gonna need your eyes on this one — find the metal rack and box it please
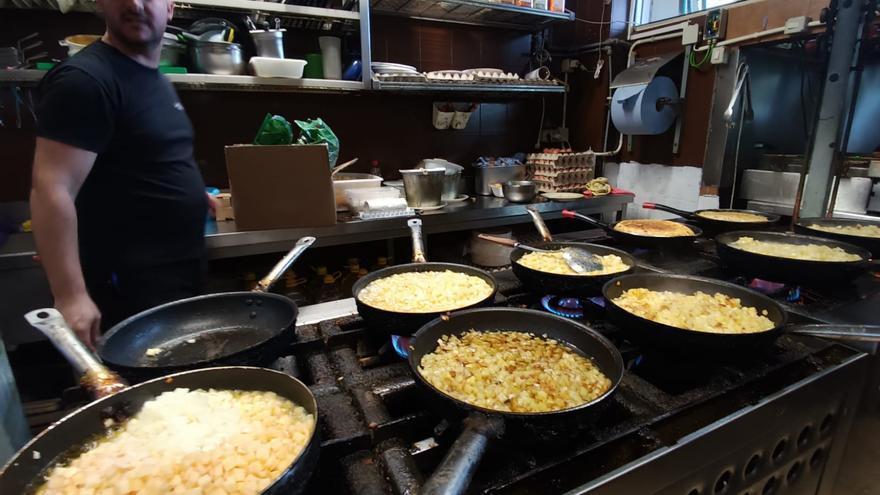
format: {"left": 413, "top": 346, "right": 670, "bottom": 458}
{"left": 372, "top": 79, "right": 565, "bottom": 94}
{"left": 2, "top": 0, "right": 573, "bottom": 95}
{"left": 370, "top": 0, "right": 573, "bottom": 30}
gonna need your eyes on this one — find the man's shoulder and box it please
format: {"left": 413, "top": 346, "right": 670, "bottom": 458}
{"left": 43, "top": 43, "right": 119, "bottom": 89}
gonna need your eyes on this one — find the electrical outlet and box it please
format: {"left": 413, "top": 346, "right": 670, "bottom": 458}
{"left": 681, "top": 23, "right": 700, "bottom": 45}
{"left": 710, "top": 46, "right": 728, "bottom": 64}
{"left": 704, "top": 9, "right": 727, "bottom": 41}
{"left": 541, "top": 127, "right": 569, "bottom": 143}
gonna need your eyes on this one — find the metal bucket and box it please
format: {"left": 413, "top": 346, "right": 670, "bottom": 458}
{"left": 401, "top": 168, "right": 445, "bottom": 207}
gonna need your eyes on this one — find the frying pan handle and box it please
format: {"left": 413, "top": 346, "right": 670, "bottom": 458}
{"left": 408, "top": 218, "right": 427, "bottom": 263}
{"left": 255, "top": 236, "right": 316, "bottom": 292}
{"left": 478, "top": 233, "right": 520, "bottom": 248}
{"left": 561, "top": 209, "right": 610, "bottom": 230}
{"left": 641, "top": 202, "right": 694, "bottom": 219}
{"left": 787, "top": 324, "right": 880, "bottom": 343}
{"left": 421, "top": 414, "right": 505, "bottom": 495}
{"left": 24, "top": 308, "right": 127, "bottom": 398}
{"left": 526, "top": 206, "right": 553, "bottom": 242}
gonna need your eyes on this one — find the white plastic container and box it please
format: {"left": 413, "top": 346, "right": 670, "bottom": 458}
{"left": 332, "top": 173, "right": 383, "bottom": 210}
{"left": 249, "top": 57, "right": 307, "bottom": 78}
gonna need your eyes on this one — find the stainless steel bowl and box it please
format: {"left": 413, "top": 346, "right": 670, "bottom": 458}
{"left": 189, "top": 41, "right": 245, "bottom": 75}
{"left": 502, "top": 180, "right": 537, "bottom": 203}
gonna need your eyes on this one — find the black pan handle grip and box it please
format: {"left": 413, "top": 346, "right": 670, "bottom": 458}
{"left": 642, "top": 202, "right": 694, "bottom": 219}
{"left": 787, "top": 324, "right": 880, "bottom": 343}
{"left": 421, "top": 414, "right": 505, "bottom": 495}
{"left": 561, "top": 209, "right": 611, "bottom": 230}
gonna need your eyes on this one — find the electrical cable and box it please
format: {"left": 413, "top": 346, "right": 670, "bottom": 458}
{"left": 689, "top": 41, "right": 714, "bottom": 67}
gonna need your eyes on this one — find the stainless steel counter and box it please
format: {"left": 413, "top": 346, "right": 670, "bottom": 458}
{"left": 0, "top": 194, "right": 632, "bottom": 267}
{"left": 203, "top": 194, "right": 632, "bottom": 259}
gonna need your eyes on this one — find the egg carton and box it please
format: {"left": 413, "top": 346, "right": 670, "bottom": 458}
{"left": 373, "top": 72, "right": 428, "bottom": 83}
{"left": 530, "top": 165, "right": 595, "bottom": 178}
{"left": 472, "top": 72, "right": 520, "bottom": 83}
{"left": 532, "top": 181, "right": 588, "bottom": 193}
{"left": 526, "top": 150, "right": 596, "bottom": 168}
{"left": 532, "top": 172, "right": 594, "bottom": 186}
{"left": 426, "top": 71, "right": 476, "bottom": 82}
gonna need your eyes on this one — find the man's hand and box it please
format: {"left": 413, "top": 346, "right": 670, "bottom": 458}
{"left": 55, "top": 293, "right": 102, "bottom": 350}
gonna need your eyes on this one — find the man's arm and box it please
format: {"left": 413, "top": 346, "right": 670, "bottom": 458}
{"left": 31, "top": 137, "right": 101, "bottom": 348}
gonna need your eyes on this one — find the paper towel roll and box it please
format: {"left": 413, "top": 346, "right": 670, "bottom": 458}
{"left": 611, "top": 76, "right": 678, "bottom": 135}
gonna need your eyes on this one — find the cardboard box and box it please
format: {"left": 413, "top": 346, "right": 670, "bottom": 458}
{"left": 225, "top": 144, "right": 337, "bottom": 231}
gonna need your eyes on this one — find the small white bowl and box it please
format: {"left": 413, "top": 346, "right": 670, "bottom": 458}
{"left": 249, "top": 57, "right": 307, "bottom": 78}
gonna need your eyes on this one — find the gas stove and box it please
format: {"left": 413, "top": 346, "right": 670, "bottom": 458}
{"left": 276, "top": 271, "right": 868, "bottom": 495}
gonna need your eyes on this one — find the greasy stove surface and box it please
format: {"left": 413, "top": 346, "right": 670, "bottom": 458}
{"left": 285, "top": 283, "right": 859, "bottom": 495}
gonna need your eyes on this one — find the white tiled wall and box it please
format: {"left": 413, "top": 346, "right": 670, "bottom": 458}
{"left": 604, "top": 161, "right": 718, "bottom": 219}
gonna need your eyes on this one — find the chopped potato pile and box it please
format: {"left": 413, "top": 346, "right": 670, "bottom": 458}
{"left": 358, "top": 270, "right": 493, "bottom": 313}
{"left": 419, "top": 330, "right": 612, "bottom": 413}
{"left": 517, "top": 251, "right": 629, "bottom": 276}
{"left": 808, "top": 223, "right": 880, "bottom": 239}
{"left": 612, "top": 288, "right": 775, "bottom": 334}
{"left": 36, "top": 388, "right": 314, "bottom": 495}
{"left": 730, "top": 236, "right": 862, "bottom": 262}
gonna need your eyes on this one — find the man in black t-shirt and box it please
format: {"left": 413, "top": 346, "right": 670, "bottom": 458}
{"left": 31, "top": 0, "right": 208, "bottom": 348}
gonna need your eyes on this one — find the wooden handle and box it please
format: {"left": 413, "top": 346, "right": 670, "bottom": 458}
{"left": 478, "top": 234, "right": 519, "bottom": 247}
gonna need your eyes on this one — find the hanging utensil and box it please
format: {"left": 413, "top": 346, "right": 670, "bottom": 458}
{"left": 245, "top": 16, "right": 258, "bottom": 31}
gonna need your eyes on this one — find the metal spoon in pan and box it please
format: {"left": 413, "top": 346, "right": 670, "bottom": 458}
{"left": 478, "top": 234, "right": 603, "bottom": 273}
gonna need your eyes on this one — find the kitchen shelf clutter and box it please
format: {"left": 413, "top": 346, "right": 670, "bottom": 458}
{"left": 370, "top": 0, "right": 573, "bottom": 30}
{"left": 2, "top": 0, "right": 573, "bottom": 95}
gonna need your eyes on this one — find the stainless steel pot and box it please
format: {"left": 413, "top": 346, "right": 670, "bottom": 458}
{"left": 160, "top": 37, "right": 186, "bottom": 67}
{"left": 189, "top": 40, "right": 245, "bottom": 75}
{"left": 401, "top": 168, "right": 445, "bottom": 207}
{"left": 251, "top": 30, "right": 285, "bottom": 58}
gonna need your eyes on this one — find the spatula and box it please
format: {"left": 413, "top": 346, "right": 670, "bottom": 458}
{"left": 478, "top": 234, "right": 603, "bottom": 273}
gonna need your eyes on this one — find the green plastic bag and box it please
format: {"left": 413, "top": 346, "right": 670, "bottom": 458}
{"left": 253, "top": 113, "right": 293, "bottom": 145}
{"left": 294, "top": 118, "right": 339, "bottom": 167}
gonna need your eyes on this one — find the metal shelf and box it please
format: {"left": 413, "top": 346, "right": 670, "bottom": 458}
{"left": 370, "top": 0, "right": 573, "bottom": 30}
{"left": 175, "top": 0, "right": 360, "bottom": 22}
{"left": 372, "top": 79, "right": 565, "bottom": 94}
{"left": 0, "top": 70, "right": 364, "bottom": 92}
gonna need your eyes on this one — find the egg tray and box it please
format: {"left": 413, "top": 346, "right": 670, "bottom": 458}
{"left": 526, "top": 151, "right": 596, "bottom": 168}
{"left": 533, "top": 181, "right": 588, "bottom": 193}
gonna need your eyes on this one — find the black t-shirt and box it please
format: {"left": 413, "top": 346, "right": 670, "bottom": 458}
{"left": 36, "top": 41, "right": 207, "bottom": 274}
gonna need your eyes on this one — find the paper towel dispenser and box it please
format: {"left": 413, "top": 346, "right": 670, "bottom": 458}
{"left": 611, "top": 53, "right": 682, "bottom": 136}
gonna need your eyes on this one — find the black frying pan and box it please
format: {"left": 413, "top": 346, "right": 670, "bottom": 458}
{"left": 352, "top": 219, "right": 497, "bottom": 337}
{"left": 794, "top": 217, "right": 880, "bottom": 258}
{"left": 2, "top": 309, "right": 320, "bottom": 495}
{"left": 602, "top": 273, "right": 880, "bottom": 354}
{"left": 478, "top": 235, "right": 637, "bottom": 296}
{"left": 561, "top": 209, "right": 701, "bottom": 249}
{"left": 407, "top": 308, "right": 624, "bottom": 495}
{"left": 97, "top": 237, "right": 315, "bottom": 381}
{"left": 642, "top": 202, "right": 780, "bottom": 232}
{"left": 715, "top": 231, "right": 877, "bottom": 286}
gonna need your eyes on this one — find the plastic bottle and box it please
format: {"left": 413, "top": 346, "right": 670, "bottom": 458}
{"left": 315, "top": 274, "right": 342, "bottom": 303}
{"left": 281, "top": 272, "right": 310, "bottom": 306}
{"left": 369, "top": 160, "right": 383, "bottom": 179}
{"left": 243, "top": 271, "right": 258, "bottom": 291}
{"left": 371, "top": 256, "right": 389, "bottom": 272}
{"left": 340, "top": 263, "right": 361, "bottom": 296}
{"left": 307, "top": 266, "right": 329, "bottom": 301}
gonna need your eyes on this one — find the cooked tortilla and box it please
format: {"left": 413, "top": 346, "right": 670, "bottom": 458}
{"left": 614, "top": 220, "right": 694, "bottom": 238}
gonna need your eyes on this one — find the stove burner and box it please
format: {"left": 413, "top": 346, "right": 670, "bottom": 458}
{"left": 746, "top": 278, "right": 802, "bottom": 302}
{"left": 391, "top": 335, "right": 411, "bottom": 359}
{"left": 541, "top": 295, "right": 585, "bottom": 318}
